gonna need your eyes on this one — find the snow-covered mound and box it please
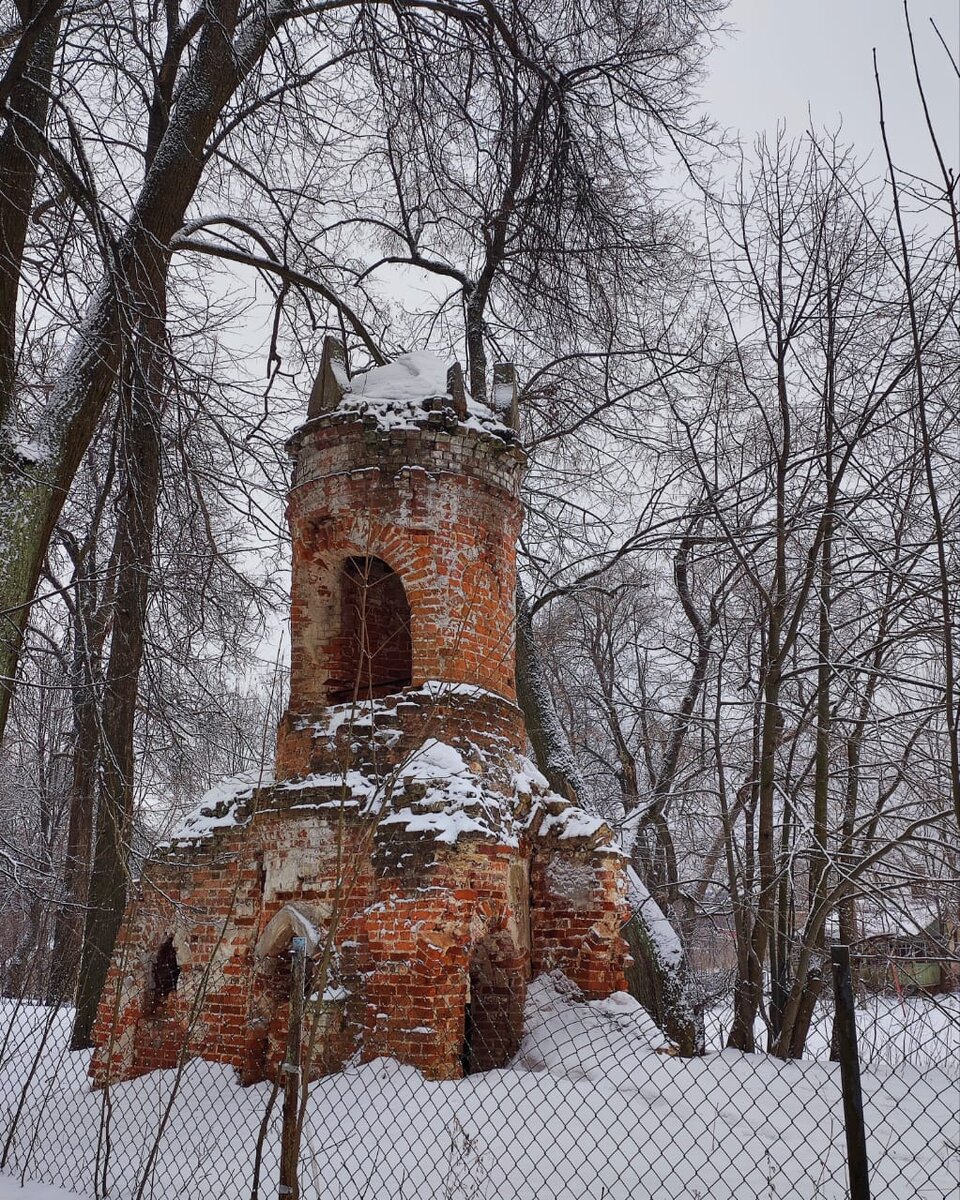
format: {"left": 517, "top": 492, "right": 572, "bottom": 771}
{"left": 159, "top": 770, "right": 273, "bottom": 848}
{"left": 0, "top": 1179, "right": 78, "bottom": 1200}
{"left": 330, "top": 351, "right": 513, "bottom": 437}
{"left": 1, "top": 980, "right": 957, "bottom": 1199}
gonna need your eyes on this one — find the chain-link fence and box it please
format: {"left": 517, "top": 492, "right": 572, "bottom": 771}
{"left": 1, "top": 945, "right": 958, "bottom": 1200}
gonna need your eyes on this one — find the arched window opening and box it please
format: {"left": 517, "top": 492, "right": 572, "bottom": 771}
{"left": 145, "top": 935, "right": 180, "bottom": 1017}
{"left": 327, "top": 556, "right": 412, "bottom": 704}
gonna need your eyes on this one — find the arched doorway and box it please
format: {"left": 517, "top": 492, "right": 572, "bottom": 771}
{"left": 461, "top": 931, "right": 525, "bottom": 1074}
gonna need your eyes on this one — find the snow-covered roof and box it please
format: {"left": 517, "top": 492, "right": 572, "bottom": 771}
{"left": 820, "top": 899, "right": 946, "bottom": 942}
{"left": 158, "top": 727, "right": 619, "bottom": 856}
{"left": 859, "top": 902, "right": 943, "bottom": 940}
{"left": 324, "top": 351, "right": 513, "bottom": 438}
{"left": 159, "top": 771, "right": 271, "bottom": 849}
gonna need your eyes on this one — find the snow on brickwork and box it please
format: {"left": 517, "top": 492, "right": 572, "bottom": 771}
{"left": 170, "top": 726, "right": 619, "bottom": 856}
{"left": 334, "top": 351, "right": 512, "bottom": 437}
{"left": 92, "top": 347, "right": 630, "bottom": 1090}
{"left": 161, "top": 771, "right": 273, "bottom": 848}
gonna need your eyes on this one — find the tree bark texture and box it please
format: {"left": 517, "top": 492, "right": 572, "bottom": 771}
{"left": 71, "top": 294, "right": 166, "bottom": 1047}
{"left": 0, "top": 0, "right": 285, "bottom": 742}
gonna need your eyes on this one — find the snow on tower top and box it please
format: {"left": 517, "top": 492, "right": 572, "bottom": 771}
{"left": 305, "top": 338, "right": 519, "bottom": 438}
{"left": 350, "top": 351, "right": 453, "bottom": 402}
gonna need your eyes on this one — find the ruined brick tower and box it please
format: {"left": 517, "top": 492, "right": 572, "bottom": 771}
{"left": 91, "top": 343, "right": 629, "bottom": 1086}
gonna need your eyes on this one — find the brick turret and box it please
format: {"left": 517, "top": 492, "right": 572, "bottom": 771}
{"left": 90, "top": 343, "right": 630, "bottom": 1088}
{"left": 275, "top": 342, "right": 527, "bottom": 780}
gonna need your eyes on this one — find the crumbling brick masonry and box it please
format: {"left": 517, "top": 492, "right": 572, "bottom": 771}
{"left": 91, "top": 345, "right": 630, "bottom": 1086}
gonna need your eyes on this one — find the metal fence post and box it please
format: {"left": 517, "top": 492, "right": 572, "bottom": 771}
{"left": 279, "top": 935, "right": 306, "bottom": 1200}
{"left": 831, "top": 945, "right": 871, "bottom": 1200}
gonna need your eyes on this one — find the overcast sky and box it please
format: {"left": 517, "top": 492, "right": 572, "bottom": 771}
{"left": 704, "top": 0, "right": 960, "bottom": 181}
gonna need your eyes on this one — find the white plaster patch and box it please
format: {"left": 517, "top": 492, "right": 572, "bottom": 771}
{"left": 545, "top": 856, "right": 598, "bottom": 902}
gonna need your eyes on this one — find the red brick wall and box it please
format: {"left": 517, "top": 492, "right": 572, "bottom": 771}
{"left": 529, "top": 846, "right": 631, "bottom": 998}
{"left": 89, "top": 823, "right": 267, "bottom": 1087}
{"left": 284, "top": 418, "right": 525, "bottom": 731}
{"left": 91, "top": 803, "right": 539, "bottom": 1088}
{"left": 275, "top": 687, "right": 526, "bottom": 781}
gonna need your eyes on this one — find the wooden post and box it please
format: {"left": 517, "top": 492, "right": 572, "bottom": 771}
{"left": 831, "top": 945, "right": 871, "bottom": 1200}
{"left": 279, "top": 935, "right": 306, "bottom": 1200}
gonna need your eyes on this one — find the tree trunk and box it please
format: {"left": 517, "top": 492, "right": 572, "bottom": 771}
{"left": 0, "top": 2, "right": 61, "bottom": 427}
{"left": 634, "top": 530, "right": 717, "bottom": 912}
{"left": 727, "top": 655, "right": 782, "bottom": 1052}
{"left": 464, "top": 288, "right": 488, "bottom": 403}
{"left": 0, "top": 3, "right": 62, "bottom": 733}
{"left": 515, "top": 581, "right": 586, "bottom": 804}
{"left": 623, "top": 872, "right": 704, "bottom": 1056}
{"left": 728, "top": 333, "right": 792, "bottom": 1051}
{"left": 47, "top": 549, "right": 103, "bottom": 1003}
{"left": 71, "top": 302, "right": 165, "bottom": 1048}
{"left": 0, "top": 0, "right": 285, "bottom": 746}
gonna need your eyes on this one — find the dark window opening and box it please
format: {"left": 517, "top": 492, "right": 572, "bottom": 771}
{"left": 263, "top": 946, "right": 315, "bottom": 1001}
{"left": 327, "top": 556, "right": 412, "bottom": 705}
{"left": 146, "top": 935, "right": 180, "bottom": 1016}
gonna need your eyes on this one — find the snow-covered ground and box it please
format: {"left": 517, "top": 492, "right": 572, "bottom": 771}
{"left": 0, "top": 978, "right": 957, "bottom": 1199}
{"left": 0, "top": 1182, "right": 79, "bottom": 1200}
